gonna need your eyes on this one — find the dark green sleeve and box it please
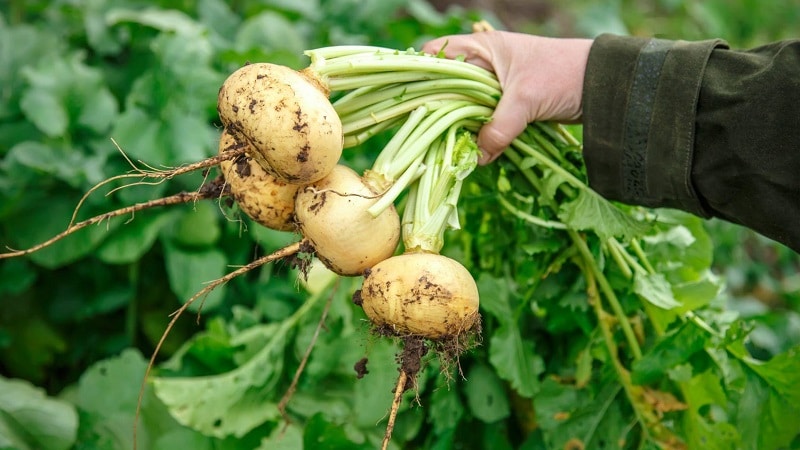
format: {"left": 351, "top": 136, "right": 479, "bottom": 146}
{"left": 582, "top": 33, "right": 800, "bottom": 252}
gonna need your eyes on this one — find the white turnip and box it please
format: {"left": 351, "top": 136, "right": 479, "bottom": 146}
{"left": 217, "top": 63, "right": 343, "bottom": 184}
{"left": 294, "top": 164, "right": 400, "bottom": 276}
{"left": 359, "top": 252, "right": 480, "bottom": 340}
{"left": 218, "top": 129, "right": 300, "bottom": 232}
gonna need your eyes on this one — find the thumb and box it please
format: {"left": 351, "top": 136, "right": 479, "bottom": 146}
{"left": 477, "top": 91, "right": 530, "bottom": 164}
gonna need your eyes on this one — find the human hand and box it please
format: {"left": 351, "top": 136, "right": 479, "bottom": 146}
{"left": 422, "top": 31, "right": 593, "bottom": 164}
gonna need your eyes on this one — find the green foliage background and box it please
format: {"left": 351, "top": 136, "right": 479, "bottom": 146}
{"left": 0, "top": 0, "right": 798, "bottom": 449}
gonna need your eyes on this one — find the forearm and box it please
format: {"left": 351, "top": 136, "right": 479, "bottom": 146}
{"left": 582, "top": 34, "right": 800, "bottom": 251}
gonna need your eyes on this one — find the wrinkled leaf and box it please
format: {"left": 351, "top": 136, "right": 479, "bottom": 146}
{"left": 634, "top": 272, "right": 682, "bottom": 310}
{"left": 558, "top": 190, "right": 650, "bottom": 241}
{"left": 632, "top": 321, "right": 707, "bottom": 385}
{"left": 153, "top": 323, "right": 287, "bottom": 438}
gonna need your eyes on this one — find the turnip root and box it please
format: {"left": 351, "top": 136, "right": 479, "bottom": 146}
{"left": 217, "top": 63, "right": 343, "bottom": 184}
{"left": 294, "top": 164, "right": 400, "bottom": 276}
{"left": 218, "top": 129, "right": 299, "bottom": 231}
{"left": 360, "top": 252, "right": 480, "bottom": 340}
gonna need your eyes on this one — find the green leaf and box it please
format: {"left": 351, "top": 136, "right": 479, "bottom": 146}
{"left": 235, "top": 12, "right": 307, "bottom": 57}
{"left": 534, "top": 376, "right": 626, "bottom": 450}
{"left": 256, "top": 423, "right": 303, "bottom": 450}
{"left": 76, "top": 86, "right": 118, "bottom": 134}
{"left": 0, "top": 376, "right": 78, "bottom": 450}
{"left": 631, "top": 321, "right": 707, "bottom": 385}
{"left": 106, "top": 8, "right": 205, "bottom": 35}
{"left": 74, "top": 349, "right": 181, "bottom": 449}
{"left": 303, "top": 413, "right": 371, "bottom": 450}
{"left": 165, "top": 201, "right": 221, "bottom": 247}
{"left": 19, "top": 88, "right": 68, "bottom": 137}
{"left": 681, "top": 370, "right": 741, "bottom": 450}
{"left": 352, "top": 341, "right": 403, "bottom": 428}
{"left": 96, "top": 211, "right": 174, "bottom": 264}
{"left": 108, "top": 107, "right": 165, "bottom": 164}
{"left": 0, "top": 259, "right": 37, "bottom": 295}
{"left": 476, "top": 273, "right": 513, "bottom": 321}
{"left": 2, "top": 191, "right": 112, "bottom": 268}
{"left": 163, "top": 243, "right": 228, "bottom": 312}
{"left": 153, "top": 323, "right": 287, "bottom": 438}
{"left": 488, "top": 324, "right": 543, "bottom": 398}
{"left": 634, "top": 272, "right": 682, "bottom": 310}
{"left": 734, "top": 346, "right": 800, "bottom": 449}
{"left": 464, "top": 363, "right": 510, "bottom": 423}
{"left": 76, "top": 349, "right": 148, "bottom": 416}
{"left": 428, "top": 377, "right": 464, "bottom": 435}
{"left": 558, "top": 190, "right": 650, "bottom": 241}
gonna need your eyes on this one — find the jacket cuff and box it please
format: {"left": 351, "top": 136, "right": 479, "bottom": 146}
{"left": 582, "top": 34, "right": 728, "bottom": 217}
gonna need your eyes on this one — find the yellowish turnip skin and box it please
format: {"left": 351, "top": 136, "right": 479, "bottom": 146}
{"left": 217, "top": 63, "right": 343, "bottom": 184}
{"left": 218, "top": 129, "right": 300, "bottom": 232}
{"left": 294, "top": 165, "right": 400, "bottom": 276}
{"left": 360, "top": 253, "right": 480, "bottom": 339}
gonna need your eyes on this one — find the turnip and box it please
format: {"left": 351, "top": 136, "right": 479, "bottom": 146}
{"left": 217, "top": 63, "right": 343, "bottom": 184}
{"left": 294, "top": 164, "right": 400, "bottom": 276}
{"left": 218, "top": 129, "right": 299, "bottom": 231}
{"left": 360, "top": 252, "right": 480, "bottom": 339}
{"left": 359, "top": 130, "right": 482, "bottom": 339}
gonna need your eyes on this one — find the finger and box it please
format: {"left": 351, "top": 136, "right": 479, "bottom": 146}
{"left": 421, "top": 35, "right": 495, "bottom": 72}
{"left": 477, "top": 91, "right": 530, "bottom": 164}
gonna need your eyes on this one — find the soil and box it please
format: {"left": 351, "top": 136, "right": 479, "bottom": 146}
{"left": 398, "top": 336, "right": 428, "bottom": 391}
{"left": 354, "top": 357, "right": 369, "bottom": 379}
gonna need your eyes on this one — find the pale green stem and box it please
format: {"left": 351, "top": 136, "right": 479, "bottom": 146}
{"left": 569, "top": 229, "right": 643, "bottom": 360}
{"left": 497, "top": 196, "right": 568, "bottom": 230}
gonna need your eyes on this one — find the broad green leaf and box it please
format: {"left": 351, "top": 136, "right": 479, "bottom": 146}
{"left": 164, "top": 201, "right": 221, "bottom": 247}
{"left": 0, "top": 24, "right": 61, "bottom": 119}
{"left": 2, "top": 191, "right": 112, "bottom": 268}
{"left": 106, "top": 8, "right": 204, "bottom": 35}
{"left": 464, "top": 363, "right": 510, "bottom": 423}
{"left": 428, "top": 377, "right": 463, "bottom": 435}
{"left": 235, "top": 12, "right": 307, "bottom": 56}
{"left": 303, "top": 413, "right": 372, "bottom": 450}
{"left": 5, "top": 141, "right": 95, "bottom": 187}
{"left": 488, "top": 323, "right": 543, "bottom": 398}
{"left": 197, "top": 0, "right": 241, "bottom": 43}
{"left": 634, "top": 272, "right": 681, "bottom": 310}
{"left": 558, "top": 190, "right": 650, "bottom": 241}
{"left": 76, "top": 86, "right": 118, "bottom": 134}
{"left": 152, "top": 428, "right": 214, "bottom": 450}
{"left": 163, "top": 243, "right": 227, "bottom": 312}
{"left": 166, "top": 112, "right": 218, "bottom": 164}
{"left": 631, "top": 321, "right": 707, "bottom": 385}
{"left": 734, "top": 345, "right": 800, "bottom": 450}
{"left": 76, "top": 349, "right": 148, "bottom": 415}
{"left": 108, "top": 107, "right": 165, "bottom": 164}
{"left": 476, "top": 273, "right": 513, "bottom": 321}
{"left": 153, "top": 323, "right": 287, "bottom": 438}
{"left": 19, "top": 88, "right": 68, "bottom": 137}
{"left": 352, "top": 341, "right": 403, "bottom": 428}
{"left": 96, "top": 211, "right": 174, "bottom": 264}
{"left": 75, "top": 349, "right": 181, "bottom": 449}
{"left": 0, "top": 259, "right": 37, "bottom": 295}
{"left": 0, "top": 376, "right": 78, "bottom": 450}
{"left": 256, "top": 423, "right": 303, "bottom": 450}
{"left": 682, "top": 371, "right": 741, "bottom": 450}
